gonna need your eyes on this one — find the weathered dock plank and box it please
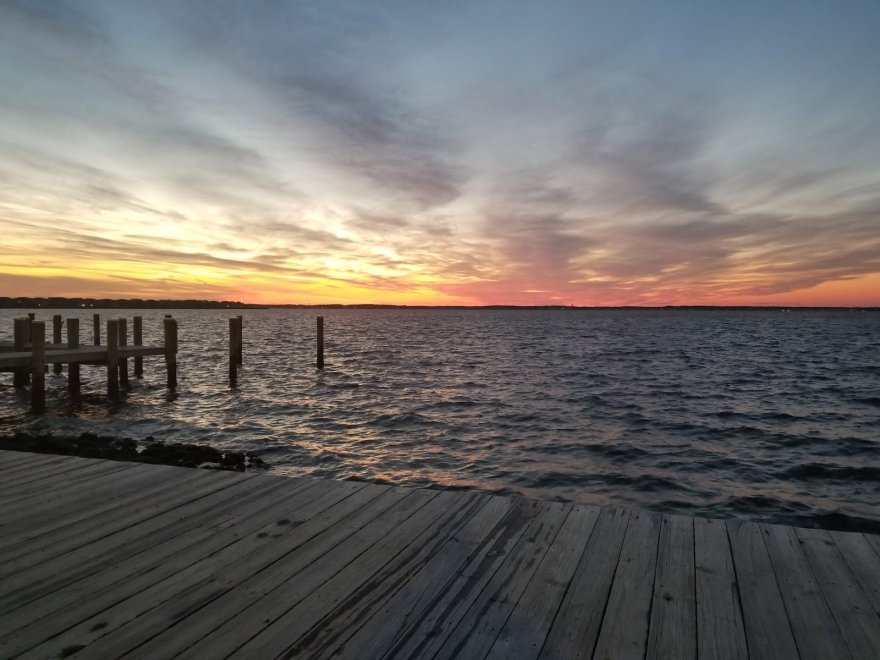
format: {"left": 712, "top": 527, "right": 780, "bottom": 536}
{"left": 0, "top": 450, "right": 876, "bottom": 660}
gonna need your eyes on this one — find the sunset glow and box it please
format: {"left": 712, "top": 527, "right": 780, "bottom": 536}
{"left": 1, "top": 2, "right": 879, "bottom": 306}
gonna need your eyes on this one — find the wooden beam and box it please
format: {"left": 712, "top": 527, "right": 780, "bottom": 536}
{"left": 30, "top": 321, "right": 46, "bottom": 413}
{"left": 133, "top": 316, "right": 143, "bottom": 377}
{"left": 106, "top": 319, "right": 119, "bottom": 402}
{"left": 13, "top": 317, "right": 29, "bottom": 388}
{"left": 317, "top": 316, "right": 325, "bottom": 370}
{"left": 67, "top": 318, "right": 80, "bottom": 397}
{"left": 118, "top": 318, "right": 129, "bottom": 390}
{"left": 164, "top": 317, "right": 178, "bottom": 389}
{"left": 52, "top": 315, "right": 63, "bottom": 374}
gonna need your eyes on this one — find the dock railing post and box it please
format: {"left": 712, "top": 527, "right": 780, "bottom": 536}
{"left": 25, "top": 313, "right": 34, "bottom": 344}
{"left": 229, "top": 317, "right": 239, "bottom": 386}
{"left": 67, "top": 318, "right": 80, "bottom": 397}
{"left": 13, "top": 317, "right": 29, "bottom": 388}
{"left": 317, "top": 316, "right": 325, "bottom": 370}
{"left": 106, "top": 319, "right": 119, "bottom": 402}
{"left": 118, "top": 317, "right": 129, "bottom": 390}
{"left": 133, "top": 316, "right": 143, "bottom": 378}
{"left": 31, "top": 321, "right": 46, "bottom": 413}
{"left": 52, "top": 314, "right": 63, "bottom": 374}
{"left": 164, "top": 317, "right": 178, "bottom": 389}
{"left": 93, "top": 313, "right": 100, "bottom": 346}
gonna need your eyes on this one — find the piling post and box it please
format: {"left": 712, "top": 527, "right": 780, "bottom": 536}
{"left": 13, "top": 317, "right": 29, "bottom": 388}
{"left": 118, "top": 317, "right": 129, "bottom": 390}
{"left": 317, "top": 316, "right": 325, "bottom": 370}
{"left": 236, "top": 314, "right": 243, "bottom": 364}
{"left": 106, "top": 319, "right": 119, "bottom": 402}
{"left": 93, "top": 313, "right": 100, "bottom": 345}
{"left": 133, "top": 316, "right": 143, "bottom": 377}
{"left": 164, "top": 317, "right": 178, "bottom": 389}
{"left": 31, "top": 321, "right": 46, "bottom": 413}
{"left": 52, "top": 314, "right": 63, "bottom": 374}
{"left": 25, "top": 314, "right": 34, "bottom": 343}
{"left": 229, "top": 317, "right": 240, "bottom": 386}
{"left": 67, "top": 318, "right": 80, "bottom": 397}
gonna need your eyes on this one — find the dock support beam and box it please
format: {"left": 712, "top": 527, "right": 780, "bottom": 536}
{"left": 13, "top": 317, "right": 29, "bottom": 388}
{"left": 133, "top": 316, "right": 143, "bottom": 377}
{"left": 31, "top": 321, "right": 46, "bottom": 413}
{"left": 67, "top": 318, "right": 80, "bottom": 397}
{"left": 229, "top": 316, "right": 241, "bottom": 386}
{"left": 164, "top": 317, "right": 178, "bottom": 389}
{"left": 317, "top": 316, "right": 325, "bottom": 370}
{"left": 106, "top": 319, "right": 119, "bottom": 402}
{"left": 93, "top": 313, "right": 100, "bottom": 346}
{"left": 118, "top": 317, "right": 129, "bottom": 390}
{"left": 52, "top": 315, "right": 63, "bottom": 374}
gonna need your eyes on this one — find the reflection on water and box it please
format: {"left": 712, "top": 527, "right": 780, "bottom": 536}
{"left": 1, "top": 308, "right": 878, "bottom": 531}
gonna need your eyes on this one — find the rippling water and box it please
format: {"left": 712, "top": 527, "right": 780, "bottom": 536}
{"left": 1, "top": 308, "right": 878, "bottom": 530}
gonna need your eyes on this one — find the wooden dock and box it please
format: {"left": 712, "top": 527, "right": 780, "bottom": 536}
{"left": 1, "top": 450, "right": 878, "bottom": 659}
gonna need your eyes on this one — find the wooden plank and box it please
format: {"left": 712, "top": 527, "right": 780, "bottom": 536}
{"left": 0, "top": 454, "right": 90, "bottom": 487}
{"left": 726, "top": 518, "right": 799, "bottom": 660}
{"left": 1, "top": 476, "right": 325, "bottom": 659}
{"left": 0, "top": 451, "right": 63, "bottom": 470}
{"left": 385, "top": 497, "right": 544, "bottom": 659}
{"left": 796, "top": 527, "right": 880, "bottom": 658}
{"left": 329, "top": 495, "right": 516, "bottom": 659}
{"left": 0, "top": 466, "right": 220, "bottom": 555}
{"left": 540, "top": 506, "right": 631, "bottom": 660}
{"left": 761, "top": 522, "right": 850, "bottom": 659}
{"left": 0, "top": 472, "right": 261, "bottom": 610}
{"left": 693, "top": 517, "right": 748, "bottom": 660}
{"left": 646, "top": 514, "right": 696, "bottom": 659}
{"left": 231, "top": 492, "right": 486, "bottom": 660}
{"left": 91, "top": 482, "right": 391, "bottom": 660}
{"left": 592, "top": 509, "right": 661, "bottom": 660}
{"left": 153, "top": 488, "right": 433, "bottom": 660}
{"left": 428, "top": 502, "right": 570, "bottom": 660}
{"left": 203, "top": 489, "right": 455, "bottom": 660}
{"left": 0, "top": 465, "right": 206, "bottom": 553}
{"left": 486, "top": 504, "right": 601, "bottom": 660}
{"left": 0, "top": 462, "right": 149, "bottom": 530}
{"left": 55, "top": 483, "right": 413, "bottom": 660}
{"left": 832, "top": 531, "right": 880, "bottom": 618}
{"left": 0, "top": 461, "right": 143, "bottom": 524}
{"left": 0, "top": 454, "right": 125, "bottom": 492}
{"left": 282, "top": 495, "right": 508, "bottom": 659}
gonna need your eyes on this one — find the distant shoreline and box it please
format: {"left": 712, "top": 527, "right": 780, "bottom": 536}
{"left": 1, "top": 297, "right": 878, "bottom": 311}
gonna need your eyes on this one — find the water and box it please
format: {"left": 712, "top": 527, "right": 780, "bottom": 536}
{"left": 1, "top": 308, "right": 878, "bottom": 531}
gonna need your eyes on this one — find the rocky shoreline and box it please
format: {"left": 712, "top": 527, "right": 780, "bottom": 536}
{"left": 0, "top": 432, "right": 269, "bottom": 472}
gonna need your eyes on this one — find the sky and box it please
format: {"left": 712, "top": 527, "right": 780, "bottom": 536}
{"left": 1, "top": 1, "right": 879, "bottom": 306}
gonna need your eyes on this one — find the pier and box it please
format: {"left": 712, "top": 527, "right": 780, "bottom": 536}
{"left": 0, "top": 450, "right": 877, "bottom": 659}
{"left": 0, "top": 314, "right": 177, "bottom": 410}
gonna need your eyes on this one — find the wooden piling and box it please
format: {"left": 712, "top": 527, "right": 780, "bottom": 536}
{"left": 317, "top": 316, "right": 325, "bottom": 370}
{"left": 31, "top": 321, "right": 46, "bottom": 413}
{"left": 52, "top": 314, "right": 63, "bottom": 374}
{"left": 236, "top": 315, "right": 243, "bottom": 364}
{"left": 13, "top": 317, "right": 29, "bottom": 388}
{"left": 106, "top": 319, "right": 119, "bottom": 402}
{"left": 93, "top": 313, "right": 100, "bottom": 346}
{"left": 118, "top": 317, "right": 129, "bottom": 390}
{"left": 67, "top": 318, "right": 80, "bottom": 397}
{"left": 24, "top": 314, "right": 33, "bottom": 343}
{"left": 133, "top": 316, "right": 143, "bottom": 377}
{"left": 229, "top": 317, "right": 240, "bottom": 386}
{"left": 164, "top": 317, "right": 178, "bottom": 389}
